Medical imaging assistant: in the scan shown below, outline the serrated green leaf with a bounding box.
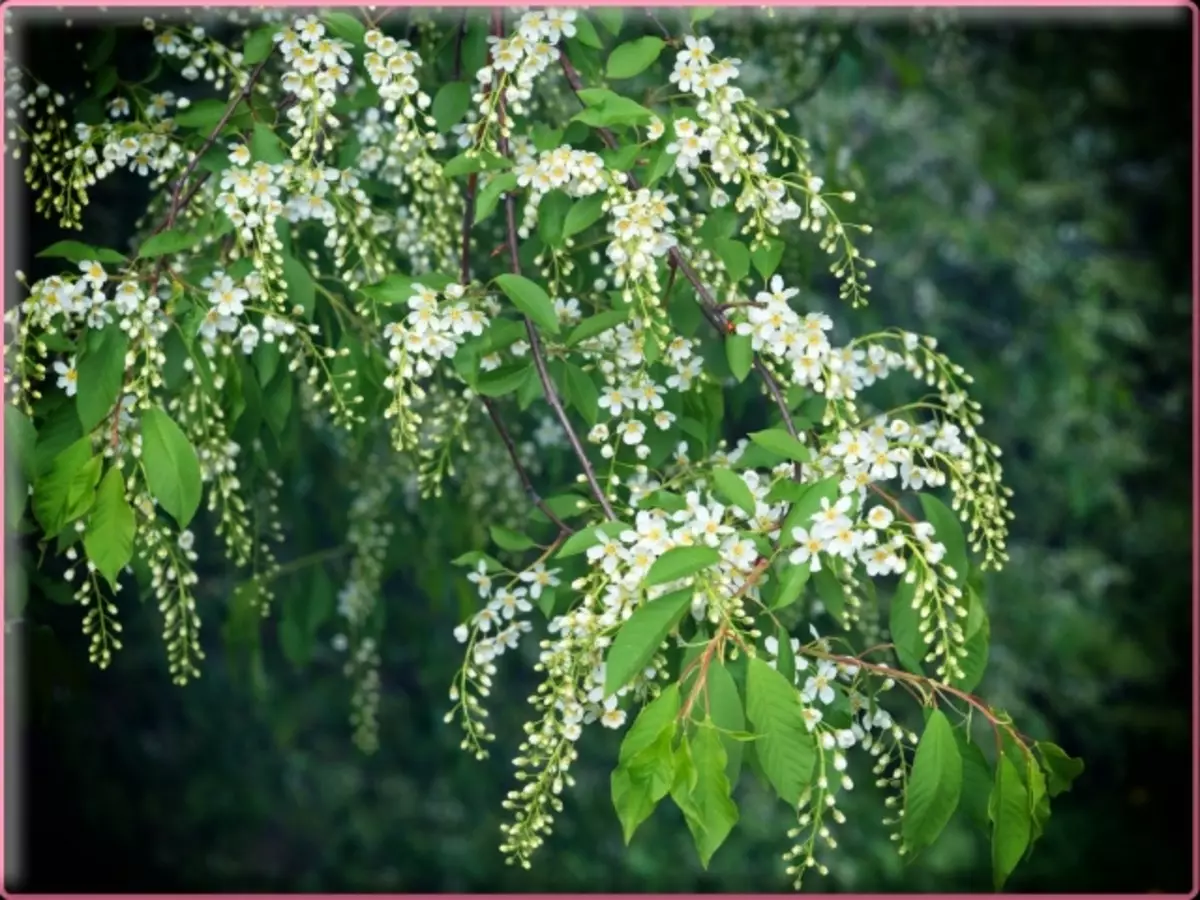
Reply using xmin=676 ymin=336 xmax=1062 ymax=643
xmin=680 ymin=725 xmax=739 ymax=868
xmin=745 ymin=656 xmax=817 ymax=805
xmin=444 ymin=150 xmax=511 ymax=178
xmin=710 ymin=467 xmax=756 ymax=518
xmin=83 ymin=466 xmax=135 ymax=586
xmin=902 ymin=708 xmax=962 ymax=855
xmin=563 ymin=363 xmax=599 ymax=426
xmin=956 ymin=730 xmax=994 ymax=831
xmin=781 ymin=476 xmax=842 ymax=542
xmin=75 ymin=325 xmax=128 ymax=433
xmin=604 ymin=588 xmax=692 ymax=695
xmin=494 ymin=273 xmax=560 ymax=335
xmin=139 ymin=406 xmax=203 ymax=528
xmin=644 ymin=545 xmax=719 ymax=587
xmin=595 ymin=9 xmax=624 ymax=36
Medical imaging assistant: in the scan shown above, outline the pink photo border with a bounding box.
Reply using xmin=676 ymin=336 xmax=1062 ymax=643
xmin=0 ymin=0 xmax=1195 ymax=896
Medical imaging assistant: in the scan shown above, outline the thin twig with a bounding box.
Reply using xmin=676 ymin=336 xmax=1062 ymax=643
xmin=492 ymin=11 xmax=617 ymax=521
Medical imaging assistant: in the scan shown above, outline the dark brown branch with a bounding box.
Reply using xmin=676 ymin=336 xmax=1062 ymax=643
xmin=160 ymin=51 xmax=275 ymax=233
xmin=490 ymin=11 xmax=617 ymax=521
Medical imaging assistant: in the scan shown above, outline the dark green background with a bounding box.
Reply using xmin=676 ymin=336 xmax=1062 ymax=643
xmin=5 ymin=7 xmax=1193 ymax=893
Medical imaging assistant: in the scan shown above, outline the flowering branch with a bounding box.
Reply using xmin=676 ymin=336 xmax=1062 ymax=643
xmin=492 ymin=10 xmax=616 ymax=521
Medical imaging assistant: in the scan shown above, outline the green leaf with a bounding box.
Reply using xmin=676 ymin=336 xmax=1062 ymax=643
xmin=75 ymin=325 xmax=128 ymax=433
xmin=92 ymin=66 xmax=118 ymax=98
xmin=955 ymin=730 xmax=994 ymax=831
xmin=573 ymin=88 xmax=654 ymax=128
xmin=679 ymin=725 xmax=739 ymax=868
xmin=710 ymin=467 xmax=756 ymax=518
xmin=595 ymin=9 xmax=624 ymax=36
xmin=476 ymin=361 xmax=534 ymax=398
xmin=563 ymin=363 xmax=599 ymax=426
xmin=32 ymin=437 xmax=102 ymax=536
xmin=432 ymin=81 xmax=471 ymax=133
xmin=688 ymin=661 xmax=745 ymax=784
xmin=812 ymin=566 xmax=846 ymax=623
xmin=250 ymin=122 xmax=287 ymax=164
xmin=490 ymin=524 xmax=535 ymax=552
xmin=475 ymin=172 xmax=517 ymax=222
xmin=494 ymin=273 xmax=560 ymax=335
xmin=714 ymin=237 xmax=750 ymax=282
xmin=242 ymin=25 xmax=276 ymax=64
xmin=606 ymin=36 xmax=666 ymax=79
xmin=281 ymin=254 xmax=316 ymax=320
xmin=774 ymin=626 xmax=797 ymax=684
xmin=174 ymin=98 xmax=238 ymax=129
xmin=902 ymin=709 xmax=963 ymax=855
xmin=954 ymin=587 xmax=990 ymax=691
xmin=751 ymin=238 xmax=785 ymax=279
xmin=612 ymin=725 xmax=675 ymax=844
xmin=452 ymin=550 xmax=504 ymax=572
xmin=37 ymin=241 xmax=126 ymax=265
xmin=139 ymin=407 xmax=203 ymax=528
xmin=771 ymin=562 xmax=810 ymax=610
xmin=567 ymin=308 xmax=629 ymax=346
xmin=5 ymin=405 xmax=37 ymax=483
xmin=562 ymin=193 xmax=607 ymax=239
xmin=536 ymin=189 xmax=573 ymax=248
xmin=619 ymin=683 xmax=681 ymax=763
xmin=1036 ymin=742 xmax=1084 ymax=797
xmin=745 ymin=656 xmax=817 ymax=805
xmin=85 ymin=28 xmax=117 ymax=71
xmin=572 ymin=14 xmax=604 ymax=49
xmin=139 ymin=228 xmax=202 ymax=259
xmin=644 ymin=142 xmax=677 ymax=187
xmin=691 ymin=7 xmax=717 ymax=23
xmin=919 ymin=493 xmax=969 ymax=587
xmin=989 ymin=753 xmax=1032 ymax=889
xmin=749 ymin=428 xmax=811 ymax=463
xmin=889 ymin=575 xmax=926 ymax=674
xmin=644 ymin=545 xmax=719 ymax=587
xmin=323 ymin=12 xmax=366 ymax=45
xmin=725 ymin=333 xmax=753 ymax=382
xmin=83 ymin=466 xmax=135 ymax=586
xmin=555 ymin=520 xmax=629 ymax=558
xmin=604 ymin=588 xmax=692 ymax=695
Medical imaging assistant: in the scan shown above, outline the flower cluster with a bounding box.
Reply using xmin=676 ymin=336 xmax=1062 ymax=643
xmin=274 ymin=16 xmax=355 ymax=159
xmin=471 ymin=9 xmax=577 ymax=141
xmin=382 ymin=281 xmax=490 ymax=450
xmin=514 ymin=146 xmax=607 ymax=237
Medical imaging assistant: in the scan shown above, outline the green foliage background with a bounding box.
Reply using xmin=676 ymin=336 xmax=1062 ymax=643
xmin=6 ymin=8 xmax=1193 ymax=892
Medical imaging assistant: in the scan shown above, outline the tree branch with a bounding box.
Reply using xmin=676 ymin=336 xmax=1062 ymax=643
xmin=490 ymin=11 xmax=617 ymax=521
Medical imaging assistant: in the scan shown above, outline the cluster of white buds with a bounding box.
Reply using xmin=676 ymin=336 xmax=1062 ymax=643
xmin=274 ymin=16 xmax=354 ymax=159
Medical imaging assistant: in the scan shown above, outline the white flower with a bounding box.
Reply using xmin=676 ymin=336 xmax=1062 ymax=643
xmin=54 ymin=358 xmax=79 ymax=396
xmin=466 ymin=561 xmax=493 ymax=597
xmin=802 ymin=661 xmax=838 ymax=705
xmin=599 ymin=695 xmax=626 ymax=729
xmin=453 ymin=624 xmax=469 ymax=643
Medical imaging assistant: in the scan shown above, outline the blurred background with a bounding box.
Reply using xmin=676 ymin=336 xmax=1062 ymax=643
xmin=5 ymin=7 xmax=1194 ymax=893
